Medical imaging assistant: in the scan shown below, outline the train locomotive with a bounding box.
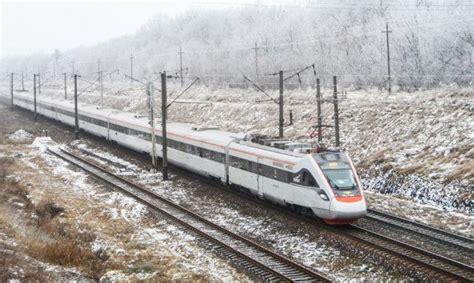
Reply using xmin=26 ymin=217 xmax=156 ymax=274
xmin=12 ymin=92 xmax=367 ymax=224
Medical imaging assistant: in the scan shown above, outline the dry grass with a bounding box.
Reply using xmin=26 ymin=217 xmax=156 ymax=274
xmin=0 ymin=157 xmax=15 ymax=182
xmin=445 ymin=160 xmax=474 ymax=183
xmin=28 ymin=239 xmax=94 ymax=267
xmin=0 ymin=158 xmax=108 ymax=280
xmin=358 ymin=149 xmax=394 ymax=170
xmin=35 ymin=199 xmax=65 ymax=225
xmin=398 ymin=164 xmax=424 ymax=175
xmin=29 ymin=200 xmax=109 ymax=279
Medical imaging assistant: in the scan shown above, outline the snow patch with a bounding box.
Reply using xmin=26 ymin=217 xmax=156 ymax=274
xmin=7 ymin=129 xmax=33 ymax=141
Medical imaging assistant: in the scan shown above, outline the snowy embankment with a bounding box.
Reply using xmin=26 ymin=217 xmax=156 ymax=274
xmin=1 ymin=81 xmax=472 ymax=214
xmin=0 ymin=130 xmax=249 ymax=281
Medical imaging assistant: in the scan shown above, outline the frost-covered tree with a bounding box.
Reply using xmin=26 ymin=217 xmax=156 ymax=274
xmin=3 ymin=0 xmax=473 ymax=90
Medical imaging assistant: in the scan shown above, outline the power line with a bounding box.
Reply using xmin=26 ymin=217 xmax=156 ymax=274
xmin=194 ymin=1 xmax=474 ymax=11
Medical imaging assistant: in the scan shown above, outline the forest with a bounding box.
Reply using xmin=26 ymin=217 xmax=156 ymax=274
xmin=3 ymin=0 xmax=473 ymax=91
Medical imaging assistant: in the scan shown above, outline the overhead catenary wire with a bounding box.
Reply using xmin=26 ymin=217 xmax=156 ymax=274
xmin=242 ymin=75 xmax=279 ymax=104
xmin=167 ymin=77 xmax=200 ymax=108
xmin=76 ymin=77 xmax=100 ymax=97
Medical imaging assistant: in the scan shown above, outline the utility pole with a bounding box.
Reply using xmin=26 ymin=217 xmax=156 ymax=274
xmin=253 ymin=42 xmax=259 ymax=80
xmin=130 ymin=54 xmax=133 ymax=85
xmin=179 ymin=47 xmax=184 ymax=87
xmin=98 ymin=58 xmax=103 ymax=102
xmin=64 ymin=73 xmax=67 ymax=99
xmin=147 ymin=82 xmax=157 ymax=168
xmin=100 ymin=70 xmax=103 ymax=101
xmin=333 ymin=76 xmax=340 ymax=148
xmin=38 ymin=73 xmax=41 ymax=94
xmin=161 ymin=72 xmax=169 ymax=181
xmin=382 ymin=22 xmax=392 ymax=95
xmin=34 ymin=74 xmax=37 ymax=122
xmin=74 ymin=74 xmax=79 ymax=139
xmin=10 ymin=73 xmax=13 ymax=109
xmin=316 ymin=78 xmax=322 ymax=143
xmin=21 ymin=73 xmax=25 ymax=91
xmin=278 ymin=70 xmax=284 ymax=138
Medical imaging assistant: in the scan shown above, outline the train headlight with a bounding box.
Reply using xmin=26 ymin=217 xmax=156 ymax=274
xmin=318 ymin=191 xmax=329 ymax=201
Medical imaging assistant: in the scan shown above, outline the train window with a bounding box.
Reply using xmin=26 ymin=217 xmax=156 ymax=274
xmin=187 ymin=145 xmax=194 ymax=154
xmin=276 ymin=169 xmax=290 ymax=183
xmin=292 ymin=170 xmax=319 ymax=187
xmin=230 ymin=156 xmax=238 ymax=167
xmin=241 ymin=158 xmax=250 ymax=170
xmin=155 ymin=135 xmax=162 ymax=144
xmin=261 ymin=165 xmax=272 ymax=178
xmin=293 ymin=173 xmax=302 ymax=183
xmin=231 ymin=156 xmax=243 ymax=168
xmin=249 ymin=162 xmax=257 ymax=174
xmin=210 ymin=151 xmax=216 ymax=160
xmin=216 ymin=153 xmax=225 ymax=163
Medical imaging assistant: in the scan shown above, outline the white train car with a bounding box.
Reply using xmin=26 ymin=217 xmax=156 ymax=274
xmin=12 ymin=92 xmax=367 ymax=224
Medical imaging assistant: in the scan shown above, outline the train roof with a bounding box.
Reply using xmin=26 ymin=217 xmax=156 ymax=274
xmin=16 ymin=93 xmax=305 ymax=162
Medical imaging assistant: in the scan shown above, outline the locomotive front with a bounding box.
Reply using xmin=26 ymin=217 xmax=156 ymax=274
xmin=312 ymin=151 xmax=367 ymax=224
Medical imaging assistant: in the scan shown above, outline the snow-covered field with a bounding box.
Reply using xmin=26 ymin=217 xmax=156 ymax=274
xmin=3 ymin=81 xmax=471 ymax=215
xmin=0 ymin=94 xmax=471 ymax=280
xmin=0 ymin=128 xmax=249 ymax=281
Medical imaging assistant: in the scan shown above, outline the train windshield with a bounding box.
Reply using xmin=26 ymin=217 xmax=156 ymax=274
xmin=322 ymin=167 xmax=357 ymax=190
xmin=313 ymin=152 xmax=358 ymax=190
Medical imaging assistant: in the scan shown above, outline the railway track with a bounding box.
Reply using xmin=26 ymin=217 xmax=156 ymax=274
xmin=361 ymin=209 xmax=474 ymax=262
xmin=337 ymin=225 xmax=474 ymax=282
xmin=7 ymin=95 xmax=473 ymax=281
xmin=68 ymin=142 xmax=474 ymax=281
xmin=47 ymin=146 xmax=330 ymax=282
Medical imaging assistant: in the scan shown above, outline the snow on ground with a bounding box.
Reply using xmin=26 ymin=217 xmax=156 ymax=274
xmin=0 ymin=134 xmax=250 ymax=281
xmin=1 ymin=82 xmax=472 ymax=212
xmin=10 ymin=81 xmax=471 ymax=216
xmin=365 ymin=191 xmax=473 ymax=238
xmin=7 ymin=129 xmax=34 ymax=142
xmin=71 ymin=140 xmax=411 ymax=281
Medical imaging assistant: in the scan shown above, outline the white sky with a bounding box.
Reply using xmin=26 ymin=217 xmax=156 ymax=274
xmin=0 ymin=0 xmax=198 ymax=58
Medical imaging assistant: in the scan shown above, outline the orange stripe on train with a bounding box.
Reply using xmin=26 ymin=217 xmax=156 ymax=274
xmin=335 ymin=195 xmax=363 ymax=203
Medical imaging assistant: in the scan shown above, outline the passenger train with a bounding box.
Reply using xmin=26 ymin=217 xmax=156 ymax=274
xmin=11 ymin=92 xmax=367 ymax=224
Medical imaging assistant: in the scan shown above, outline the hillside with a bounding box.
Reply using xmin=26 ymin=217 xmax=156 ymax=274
xmin=2 ymin=80 xmax=472 ymax=214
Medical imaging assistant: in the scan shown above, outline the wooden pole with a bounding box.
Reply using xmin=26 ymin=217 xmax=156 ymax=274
xmin=10 ymin=73 xmax=13 ymax=109
xmin=333 ymin=76 xmax=340 ymax=147
xmin=316 ymin=78 xmax=322 ymax=143
xmin=64 ymin=73 xmax=67 ymax=99
xmin=279 ymin=70 xmax=284 ymax=138
xmin=34 ymin=74 xmax=37 ymax=121
xmin=74 ymin=74 xmax=79 ymax=139
xmin=161 ymin=72 xmax=169 ymax=180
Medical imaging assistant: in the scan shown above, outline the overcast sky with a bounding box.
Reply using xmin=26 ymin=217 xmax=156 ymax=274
xmin=0 ymin=0 xmax=199 ymax=59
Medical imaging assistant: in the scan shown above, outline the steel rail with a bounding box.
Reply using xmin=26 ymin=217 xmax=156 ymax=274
xmin=365 ymin=208 xmax=474 ymax=252
xmin=341 ymin=225 xmax=474 ymax=282
xmin=47 ymin=146 xmax=330 ymax=282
